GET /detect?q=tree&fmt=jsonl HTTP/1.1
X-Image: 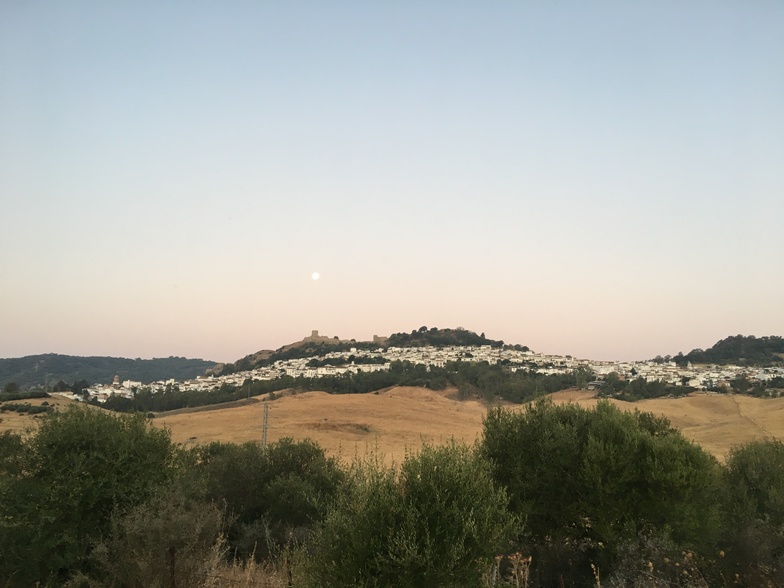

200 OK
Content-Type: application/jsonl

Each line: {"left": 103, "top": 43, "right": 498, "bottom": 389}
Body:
{"left": 91, "top": 488, "right": 225, "bottom": 588}
{"left": 481, "top": 400, "right": 721, "bottom": 583}
{"left": 307, "top": 443, "right": 517, "bottom": 587}
{"left": 2, "top": 382, "right": 19, "bottom": 394}
{"left": 718, "top": 439, "right": 784, "bottom": 585}
{"left": 194, "top": 438, "right": 344, "bottom": 559}
{"left": 0, "top": 405, "right": 176, "bottom": 585}
{"left": 731, "top": 374, "right": 752, "bottom": 395}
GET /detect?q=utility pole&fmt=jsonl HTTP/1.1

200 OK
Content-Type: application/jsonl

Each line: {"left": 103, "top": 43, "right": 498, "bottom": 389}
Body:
{"left": 44, "top": 373, "right": 52, "bottom": 394}
{"left": 261, "top": 402, "right": 269, "bottom": 447}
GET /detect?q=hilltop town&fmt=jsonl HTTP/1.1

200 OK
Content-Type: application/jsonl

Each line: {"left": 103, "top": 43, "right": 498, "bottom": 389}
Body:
{"left": 66, "top": 330, "right": 784, "bottom": 404}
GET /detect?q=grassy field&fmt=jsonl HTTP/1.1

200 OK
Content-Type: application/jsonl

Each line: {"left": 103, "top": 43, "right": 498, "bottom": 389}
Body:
{"left": 154, "top": 387, "right": 784, "bottom": 463}
{"left": 3, "top": 388, "right": 783, "bottom": 463}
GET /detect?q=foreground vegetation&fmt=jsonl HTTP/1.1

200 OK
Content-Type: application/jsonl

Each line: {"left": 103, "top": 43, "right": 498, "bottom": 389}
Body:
{"left": 1, "top": 401, "right": 782, "bottom": 587}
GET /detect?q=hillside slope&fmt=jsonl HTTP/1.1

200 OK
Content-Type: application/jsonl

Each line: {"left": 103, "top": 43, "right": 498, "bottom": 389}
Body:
{"left": 5, "top": 388, "right": 781, "bottom": 464}
{"left": 154, "top": 387, "right": 784, "bottom": 464}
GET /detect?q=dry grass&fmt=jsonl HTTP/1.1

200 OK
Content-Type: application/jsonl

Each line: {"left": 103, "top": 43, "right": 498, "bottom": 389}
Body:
{"left": 156, "top": 387, "right": 487, "bottom": 465}
{"left": 0, "top": 395, "right": 80, "bottom": 434}
{"left": 3, "top": 388, "right": 783, "bottom": 463}
{"left": 153, "top": 387, "right": 784, "bottom": 464}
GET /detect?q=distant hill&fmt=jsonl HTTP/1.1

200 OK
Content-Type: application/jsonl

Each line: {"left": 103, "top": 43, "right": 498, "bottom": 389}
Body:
{"left": 214, "top": 327, "right": 529, "bottom": 376}
{"left": 0, "top": 354, "right": 218, "bottom": 390}
{"left": 674, "top": 335, "right": 784, "bottom": 367}
{"left": 212, "top": 330, "right": 380, "bottom": 376}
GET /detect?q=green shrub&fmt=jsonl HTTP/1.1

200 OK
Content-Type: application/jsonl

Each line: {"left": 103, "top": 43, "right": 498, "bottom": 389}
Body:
{"left": 307, "top": 443, "right": 518, "bottom": 588}
{"left": 194, "top": 437, "right": 344, "bottom": 559}
{"left": 481, "top": 400, "right": 721, "bottom": 583}
{"left": 718, "top": 439, "right": 784, "bottom": 586}
{"left": 91, "top": 488, "right": 225, "bottom": 588}
{"left": 0, "top": 405, "right": 176, "bottom": 586}
{"left": 0, "top": 402, "right": 51, "bottom": 414}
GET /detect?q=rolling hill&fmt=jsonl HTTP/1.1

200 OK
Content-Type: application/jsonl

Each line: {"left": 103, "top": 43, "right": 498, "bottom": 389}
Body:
{"left": 3, "top": 388, "right": 782, "bottom": 465}
{"left": 0, "top": 354, "right": 218, "bottom": 390}
{"left": 151, "top": 387, "right": 784, "bottom": 464}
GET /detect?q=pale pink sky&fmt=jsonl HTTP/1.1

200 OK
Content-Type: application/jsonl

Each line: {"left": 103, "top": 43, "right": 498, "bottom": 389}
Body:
{"left": 2, "top": 2, "right": 783, "bottom": 362}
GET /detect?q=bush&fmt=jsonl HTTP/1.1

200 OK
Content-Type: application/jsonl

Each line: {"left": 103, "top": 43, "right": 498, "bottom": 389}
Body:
{"left": 0, "top": 402, "right": 51, "bottom": 414}
{"left": 718, "top": 439, "right": 784, "bottom": 585}
{"left": 91, "top": 488, "right": 225, "bottom": 588}
{"left": 0, "top": 405, "right": 176, "bottom": 586}
{"left": 307, "top": 443, "right": 518, "bottom": 587}
{"left": 194, "top": 438, "right": 344, "bottom": 559}
{"left": 481, "top": 400, "right": 721, "bottom": 583}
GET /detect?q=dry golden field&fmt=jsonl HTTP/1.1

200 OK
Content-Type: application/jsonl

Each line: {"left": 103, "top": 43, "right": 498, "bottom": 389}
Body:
{"left": 154, "top": 387, "right": 784, "bottom": 464}
{"left": 3, "top": 388, "right": 783, "bottom": 464}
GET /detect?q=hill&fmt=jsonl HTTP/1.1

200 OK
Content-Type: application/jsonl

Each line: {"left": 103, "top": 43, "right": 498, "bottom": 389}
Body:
{"left": 214, "top": 326, "right": 528, "bottom": 376}
{"left": 0, "top": 354, "right": 218, "bottom": 390}
{"left": 150, "top": 387, "right": 784, "bottom": 464}
{"left": 2, "top": 387, "right": 783, "bottom": 464}
{"left": 674, "top": 335, "right": 784, "bottom": 366}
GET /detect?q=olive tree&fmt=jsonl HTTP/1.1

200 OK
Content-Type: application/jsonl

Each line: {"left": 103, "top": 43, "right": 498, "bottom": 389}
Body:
{"left": 307, "top": 443, "right": 518, "bottom": 587}
{"left": 0, "top": 405, "right": 176, "bottom": 586}
{"left": 481, "top": 400, "right": 721, "bottom": 583}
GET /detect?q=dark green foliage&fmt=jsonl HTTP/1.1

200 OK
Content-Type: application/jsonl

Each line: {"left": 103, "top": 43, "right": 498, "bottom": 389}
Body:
{"left": 0, "top": 388, "right": 49, "bottom": 402}
{"left": 724, "top": 439, "right": 784, "bottom": 528}
{"left": 0, "top": 353, "right": 217, "bottom": 390}
{"left": 0, "top": 431, "right": 24, "bottom": 478}
{"left": 1, "top": 396, "right": 783, "bottom": 585}
{"left": 194, "top": 438, "right": 344, "bottom": 559}
{"left": 2, "top": 382, "right": 19, "bottom": 394}
{"left": 447, "top": 361, "right": 580, "bottom": 402}
{"left": 718, "top": 439, "right": 784, "bottom": 585}
{"left": 296, "top": 360, "right": 577, "bottom": 403}
{"left": 481, "top": 400, "right": 721, "bottom": 584}
{"left": 0, "top": 402, "right": 52, "bottom": 414}
{"left": 90, "top": 488, "right": 224, "bottom": 588}
{"left": 598, "top": 373, "right": 693, "bottom": 401}
{"left": 386, "top": 326, "right": 509, "bottom": 349}
{"left": 0, "top": 405, "right": 176, "bottom": 586}
{"left": 675, "top": 334, "right": 784, "bottom": 366}
{"left": 307, "top": 443, "right": 517, "bottom": 587}
{"left": 306, "top": 354, "right": 386, "bottom": 367}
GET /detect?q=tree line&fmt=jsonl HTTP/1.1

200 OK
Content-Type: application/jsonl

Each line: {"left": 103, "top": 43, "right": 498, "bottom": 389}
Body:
{"left": 386, "top": 326, "right": 512, "bottom": 349}
{"left": 673, "top": 335, "right": 784, "bottom": 367}
{"left": 599, "top": 372, "right": 784, "bottom": 401}
{"left": 0, "top": 354, "right": 217, "bottom": 391}
{"left": 96, "top": 361, "right": 587, "bottom": 414}
{"left": 1, "top": 401, "right": 782, "bottom": 586}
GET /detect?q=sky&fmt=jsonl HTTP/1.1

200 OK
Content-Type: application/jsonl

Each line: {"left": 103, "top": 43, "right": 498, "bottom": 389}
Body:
{"left": 1, "top": 2, "right": 783, "bottom": 363}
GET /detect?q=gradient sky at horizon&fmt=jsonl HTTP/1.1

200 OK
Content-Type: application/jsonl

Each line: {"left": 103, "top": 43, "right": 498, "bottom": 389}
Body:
{"left": 2, "top": 2, "right": 783, "bottom": 363}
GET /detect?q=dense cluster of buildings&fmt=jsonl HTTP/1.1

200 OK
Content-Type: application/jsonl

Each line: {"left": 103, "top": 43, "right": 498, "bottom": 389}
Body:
{"left": 57, "top": 338, "right": 784, "bottom": 404}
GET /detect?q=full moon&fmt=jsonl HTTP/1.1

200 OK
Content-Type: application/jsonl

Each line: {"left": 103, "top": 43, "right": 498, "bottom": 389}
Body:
{"left": 311, "top": 272, "right": 320, "bottom": 281}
